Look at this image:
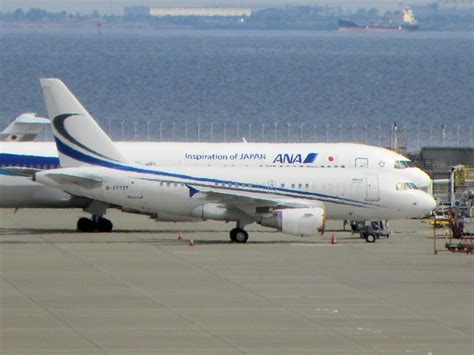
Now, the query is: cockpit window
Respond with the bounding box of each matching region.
[394,160,416,169]
[396,182,418,190]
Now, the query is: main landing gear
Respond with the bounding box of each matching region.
[76,201,113,233]
[229,228,249,243]
[77,216,113,232]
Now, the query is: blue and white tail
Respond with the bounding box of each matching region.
[40,78,128,168]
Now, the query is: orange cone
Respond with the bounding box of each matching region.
[331,233,337,245]
[178,231,183,240]
[189,238,194,246]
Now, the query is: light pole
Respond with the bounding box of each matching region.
[377,123,381,146]
[441,124,447,147]
[210,122,215,142]
[223,121,227,143]
[273,122,278,142]
[456,124,460,146]
[146,120,150,141]
[248,122,252,141]
[261,122,266,142]
[299,122,304,142]
[184,122,188,142]
[196,121,201,142]
[287,122,291,142]
[159,121,163,141]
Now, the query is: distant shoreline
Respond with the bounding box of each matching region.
[2,21,473,32]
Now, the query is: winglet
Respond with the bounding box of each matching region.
[186,184,200,197]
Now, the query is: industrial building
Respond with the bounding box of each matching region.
[124,6,252,18]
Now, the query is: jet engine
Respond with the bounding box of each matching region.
[260,207,325,237]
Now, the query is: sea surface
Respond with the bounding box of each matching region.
[1,28,473,149]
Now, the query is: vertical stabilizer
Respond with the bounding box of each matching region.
[0,113,50,142]
[40,78,128,168]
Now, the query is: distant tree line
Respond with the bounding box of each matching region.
[0,8,120,21]
[1,5,473,31]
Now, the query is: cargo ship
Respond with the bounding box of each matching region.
[338,7,419,32]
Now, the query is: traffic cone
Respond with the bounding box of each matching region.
[189,238,195,246]
[178,231,183,240]
[331,233,337,245]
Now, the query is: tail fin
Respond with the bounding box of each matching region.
[0,113,49,142]
[40,78,128,168]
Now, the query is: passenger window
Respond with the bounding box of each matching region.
[305,183,309,188]
[291,183,295,188]
[298,183,302,188]
[280,183,285,188]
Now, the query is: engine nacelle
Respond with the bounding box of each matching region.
[260,207,325,236]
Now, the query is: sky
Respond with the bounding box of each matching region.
[2,1,432,15]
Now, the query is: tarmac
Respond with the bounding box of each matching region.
[0,209,473,354]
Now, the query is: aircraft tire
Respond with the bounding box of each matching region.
[365,234,376,243]
[77,217,96,232]
[97,218,113,232]
[229,229,237,242]
[232,228,248,243]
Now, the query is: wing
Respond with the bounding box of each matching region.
[186,184,324,215]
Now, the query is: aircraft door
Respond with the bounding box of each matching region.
[127,180,143,199]
[355,158,369,168]
[365,173,380,201]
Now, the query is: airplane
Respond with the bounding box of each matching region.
[0,113,49,142]
[26,78,435,243]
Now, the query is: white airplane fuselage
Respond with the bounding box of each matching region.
[36,164,435,222]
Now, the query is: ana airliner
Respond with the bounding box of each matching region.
[21,78,435,242]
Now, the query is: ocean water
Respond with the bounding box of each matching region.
[1,28,473,148]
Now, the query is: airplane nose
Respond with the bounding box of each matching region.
[420,193,437,215]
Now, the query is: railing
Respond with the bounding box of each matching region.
[39,119,474,151]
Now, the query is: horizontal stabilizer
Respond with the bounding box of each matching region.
[43,172,103,188]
